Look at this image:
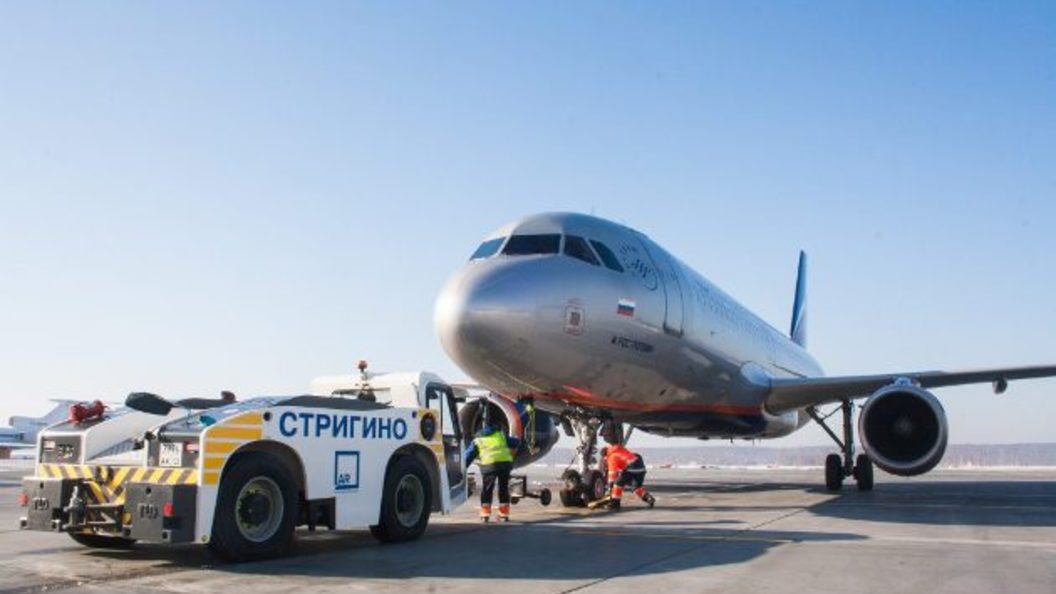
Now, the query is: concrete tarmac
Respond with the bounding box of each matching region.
[1,461,1053,593]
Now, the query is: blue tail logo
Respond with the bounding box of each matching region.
[789,251,807,348]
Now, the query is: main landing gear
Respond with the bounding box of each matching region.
[807,400,874,492]
[556,413,609,507]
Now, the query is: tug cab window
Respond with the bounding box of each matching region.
[589,240,625,272]
[564,235,600,266]
[470,237,505,260]
[502,234,561,256]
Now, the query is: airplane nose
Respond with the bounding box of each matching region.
[435,265,538,383]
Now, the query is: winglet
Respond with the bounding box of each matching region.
[789,251,807,348]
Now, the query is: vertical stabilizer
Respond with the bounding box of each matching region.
[789,251,807,348]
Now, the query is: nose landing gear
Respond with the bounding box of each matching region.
[559,468,607,507]
[557,414,609,507]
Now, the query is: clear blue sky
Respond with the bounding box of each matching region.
[1,2,1053,446]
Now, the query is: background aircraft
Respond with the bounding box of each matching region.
[436,212,1056,506]
[0,400,77,459]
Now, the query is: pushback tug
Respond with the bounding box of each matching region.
[18,363,469,561]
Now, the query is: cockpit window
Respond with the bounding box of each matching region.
[590,240,624,272]
[470,237,505,260]
[564,235,600,266]
[502,234,561,256]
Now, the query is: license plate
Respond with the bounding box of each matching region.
[159,442,183,467]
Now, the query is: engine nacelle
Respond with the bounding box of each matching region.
[859,383,948,476]
[459,393,559,467]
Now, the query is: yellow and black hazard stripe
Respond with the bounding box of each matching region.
[201,411,264,486]
[36,464,198,505]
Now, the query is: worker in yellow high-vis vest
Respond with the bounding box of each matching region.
[464,415,521,522]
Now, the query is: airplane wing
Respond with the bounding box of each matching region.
[765,365,1056,414]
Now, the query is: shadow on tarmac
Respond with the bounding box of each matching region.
[218,523,865,581]
[71,497,863,581]
[647,477,1056,527]
[808,479,1056,527]
[59,477,1056,582]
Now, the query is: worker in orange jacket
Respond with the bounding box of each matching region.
[601,440,655,510]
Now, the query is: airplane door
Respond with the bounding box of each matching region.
[639,240,685,336]
[428,383,467,506]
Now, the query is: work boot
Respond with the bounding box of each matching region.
[607,498,621,511]
[498,504,510,522]
[643,492,656,508]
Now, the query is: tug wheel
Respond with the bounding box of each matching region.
[210,452,298,562]
[369,455,432,543]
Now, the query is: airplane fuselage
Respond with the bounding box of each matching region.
[0,428,25,444]
[436,213,823,440]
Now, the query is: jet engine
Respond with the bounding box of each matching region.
[858,383,948,476]
[459,393,560,467]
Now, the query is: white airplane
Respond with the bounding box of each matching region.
[0,400,78,458]
[435,212,1056,505]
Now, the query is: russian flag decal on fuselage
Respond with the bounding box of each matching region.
[616,298,636,317]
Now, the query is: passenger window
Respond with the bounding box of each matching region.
[502,234,561,256]
[470,237,505,260]
[590,240,625,272]
[564,235,600,266]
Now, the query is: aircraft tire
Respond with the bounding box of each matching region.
[559,469,584,508]
[824,454,843,491]
[583,470,606,504]
[854,454,874,491]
